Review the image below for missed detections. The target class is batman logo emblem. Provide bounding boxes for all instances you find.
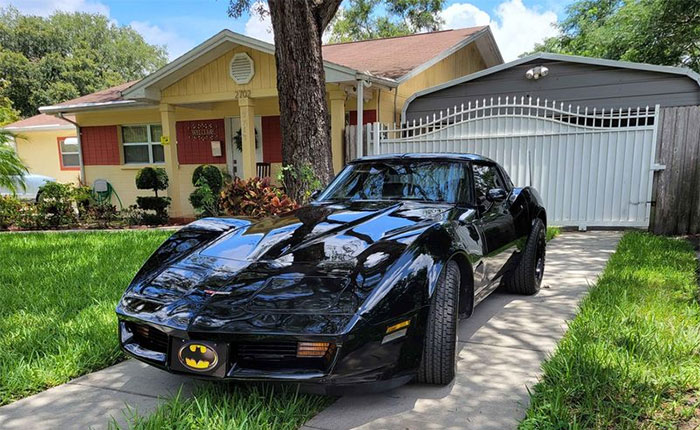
[178,342,219,372]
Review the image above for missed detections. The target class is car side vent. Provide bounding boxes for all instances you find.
[229,53,255,84]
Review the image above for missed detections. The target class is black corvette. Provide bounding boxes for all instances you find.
[117,153,547,393]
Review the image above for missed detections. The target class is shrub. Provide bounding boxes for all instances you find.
[84,202,118,228]
[190,165,224,217]
[119,205,147,226]
[189,182,219,217]
[220,177,298,218]
[72,185,95,218]
[135,167,168,196]
[135,167,170,224]
[36,182,77,227]
[0,195,20,229]
[192,165,224,193]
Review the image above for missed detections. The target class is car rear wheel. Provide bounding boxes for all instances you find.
[506,219,546,295]
[417,260,460,385]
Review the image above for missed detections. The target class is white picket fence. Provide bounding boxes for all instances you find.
[348,97,660,228]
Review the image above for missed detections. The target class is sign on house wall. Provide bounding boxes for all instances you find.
[176,119,226,165]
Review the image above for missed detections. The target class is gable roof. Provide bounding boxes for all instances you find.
[402,52,700,119]
[53,81,138,107]
[322,26,499,80]
[3,113,75,132]
[41,27,501,115]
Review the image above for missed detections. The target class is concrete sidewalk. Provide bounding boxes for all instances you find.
[302,231,622,430]
[0,360,200,429]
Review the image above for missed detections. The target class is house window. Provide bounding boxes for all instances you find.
[58,137,80,169]
[122,124,164,164]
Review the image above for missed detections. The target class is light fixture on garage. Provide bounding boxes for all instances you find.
[525,66,549,80]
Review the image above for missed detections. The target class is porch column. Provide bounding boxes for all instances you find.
[239,97,256,179]
[159,104,183,218]
[329,89,346,173]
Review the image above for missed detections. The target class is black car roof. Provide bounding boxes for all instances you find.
[351,153,495,164]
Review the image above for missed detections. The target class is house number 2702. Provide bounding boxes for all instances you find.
[234,90,251,99]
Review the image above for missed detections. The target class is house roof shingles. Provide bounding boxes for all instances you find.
[322,27,486,79]
[3,113,73,130]
[43,27,487,112]
[53,80,139,107]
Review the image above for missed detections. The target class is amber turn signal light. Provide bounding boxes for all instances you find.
[385,319,410,334]
[297,342,331,358]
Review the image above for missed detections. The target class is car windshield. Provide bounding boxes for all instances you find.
[317,160,469,203]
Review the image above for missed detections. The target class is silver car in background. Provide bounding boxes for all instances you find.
[0,174,56,201]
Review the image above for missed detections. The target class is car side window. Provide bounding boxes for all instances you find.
[473,163,505,209]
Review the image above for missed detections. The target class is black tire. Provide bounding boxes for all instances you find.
[417,260,460,385]
[506,219,546,295]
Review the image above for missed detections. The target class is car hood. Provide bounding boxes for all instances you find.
[120,201,450,335]
[199,200,449,264]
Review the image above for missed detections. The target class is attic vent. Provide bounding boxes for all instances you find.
[229,53,255,84]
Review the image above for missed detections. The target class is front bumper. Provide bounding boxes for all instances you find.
[118,312,425,393]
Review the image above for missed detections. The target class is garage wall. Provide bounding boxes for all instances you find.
[405,60,700,122]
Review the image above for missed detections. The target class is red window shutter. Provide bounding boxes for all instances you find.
[262,116,282,163]
[81,126,120,165]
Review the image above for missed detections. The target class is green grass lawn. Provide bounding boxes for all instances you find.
[546,226,560,242]
[113,384,332,430]
[0,230,172,405]
[521,232,700,429]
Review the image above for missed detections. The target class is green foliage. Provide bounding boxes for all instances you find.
[109,383,333,430]
[0,79,18,125]
[134,167,170,224]
[135,167,168,194]
[327,0,446,43]
[521,232,700,429]
[277,164,322,205]
[119,205,148,226]
[0,194,20,229]
[189,181,220,218]
[546,226,560,241]
[233,127,259,153]
[0,7,168,117]
[531,0,700,73]
[135,196,171,213]
[220,177,298,218]
[113,383,332,430]
[36,182,77,227]
[0,130,27,194]
[190,165,225,217]
[0,231,171,405]
[191,164,224,193]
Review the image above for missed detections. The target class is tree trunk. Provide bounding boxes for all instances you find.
[268,0,342,202]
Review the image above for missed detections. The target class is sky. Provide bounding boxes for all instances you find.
[3,0,574,62]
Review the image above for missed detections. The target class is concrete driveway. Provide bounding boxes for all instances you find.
[302,231,621,430]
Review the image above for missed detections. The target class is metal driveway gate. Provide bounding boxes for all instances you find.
[363,98,661,228]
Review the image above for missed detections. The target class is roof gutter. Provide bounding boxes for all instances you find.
[39,99,150,115]
[55,113,85,184]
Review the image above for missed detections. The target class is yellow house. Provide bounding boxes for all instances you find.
[23,27,502,219]
[4,113,80,184]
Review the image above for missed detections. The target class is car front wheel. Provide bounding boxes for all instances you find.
[417,260,460,385]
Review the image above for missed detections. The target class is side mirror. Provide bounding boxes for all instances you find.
[486,188,507,203]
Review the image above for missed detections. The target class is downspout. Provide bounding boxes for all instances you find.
[57,113,85,184]
[356,79,364,158]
